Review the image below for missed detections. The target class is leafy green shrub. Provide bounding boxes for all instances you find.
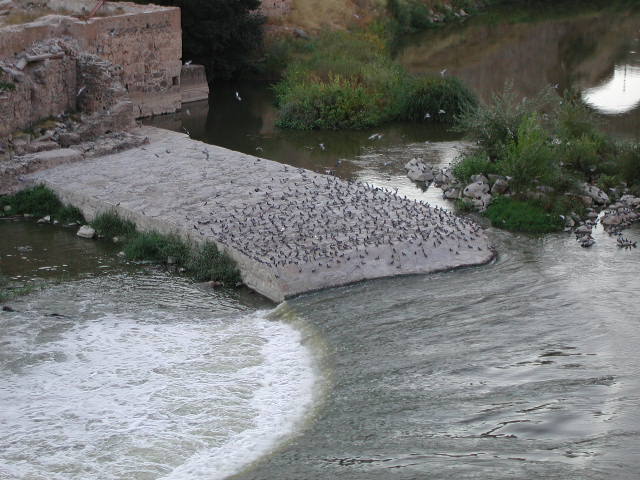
[496,114,557,192]
[619,143,640,187]
[91,211,136,238]
[277,75,382,130]
[452,150,499,183]
[556,96,601,141]
[558,134,600,179]
[485,196,563,233]
[0,185,62,217]
[456,83,555,159]
[387,0,434,35]
[274,30,476,130]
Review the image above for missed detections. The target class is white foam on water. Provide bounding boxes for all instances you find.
[0,309,316,480]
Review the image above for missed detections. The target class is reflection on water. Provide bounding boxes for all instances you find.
[583,64,640,115]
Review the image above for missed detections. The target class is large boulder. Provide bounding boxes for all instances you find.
[76,225,96,239]
[581,183,609,205]
[405,158,434,182]
[463,180,490,199]
[619,195,640,209]
[491,178,509,195]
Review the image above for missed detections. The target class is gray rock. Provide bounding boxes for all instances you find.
[491,178,509,195]
[582,183,609,205]
[443,188,460,200]
[619,194,640,209]
[575,224,592,234]
[470,174,489,184]
[463,181,490,199]
[407,166,434,182]
[76,225,96,239]
[37,215,51,223]
[564,216,575,228]
[601,215,622,226]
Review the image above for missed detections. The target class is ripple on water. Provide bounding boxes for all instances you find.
[0,275,317,480]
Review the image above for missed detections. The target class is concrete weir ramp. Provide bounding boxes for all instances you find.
[26,127,495,302]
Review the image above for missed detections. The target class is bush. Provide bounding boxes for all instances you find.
[455,83,555,159]
[619,143,640,188]
[397,75,478,124]
[91,211,136,238]
[496,114,557,192]
[277,75,383,130]
[274,30,476,130]
[452,150,499,183]
[0,185,62,217]
[485,196,564,233]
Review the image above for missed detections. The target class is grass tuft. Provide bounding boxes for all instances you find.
[485,196,564,233]
[91,211,136,238]
[0,185,62,217]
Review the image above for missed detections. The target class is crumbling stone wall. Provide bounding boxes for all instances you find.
[0,38,134,137]
[0,39,77,137]
[0,1,182,124]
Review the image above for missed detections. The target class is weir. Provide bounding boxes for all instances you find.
[26,126,495,302]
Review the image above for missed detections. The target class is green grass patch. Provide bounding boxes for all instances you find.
[124,230,240,285]
[274,30,477,130]
[56,205,85,224]
[452,150,499,183]
[485,196,564,233]
[0,185,63,217]
[91,211,136,238]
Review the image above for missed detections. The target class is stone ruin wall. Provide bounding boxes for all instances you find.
[0,2,181,136]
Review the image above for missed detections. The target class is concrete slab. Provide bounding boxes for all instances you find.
[26,126,495,302]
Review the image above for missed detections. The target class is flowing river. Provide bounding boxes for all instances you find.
[2,2,640,479]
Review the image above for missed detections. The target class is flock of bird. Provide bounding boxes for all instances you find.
[183,157,491,282]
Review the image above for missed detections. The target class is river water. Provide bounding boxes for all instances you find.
[2,2,640,479]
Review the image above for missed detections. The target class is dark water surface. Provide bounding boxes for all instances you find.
[3,2,640,479]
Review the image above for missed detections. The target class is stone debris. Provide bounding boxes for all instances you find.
[28,127,496,302]
[405,158,434,182]
[76,225,95,239]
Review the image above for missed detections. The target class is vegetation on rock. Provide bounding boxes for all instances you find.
[451,85,640,232]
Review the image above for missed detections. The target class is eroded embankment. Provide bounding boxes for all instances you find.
[25,126,495,301]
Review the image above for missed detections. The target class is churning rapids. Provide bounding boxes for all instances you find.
[3,1,640,479]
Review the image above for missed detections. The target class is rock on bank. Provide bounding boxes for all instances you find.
[26,127,495,302]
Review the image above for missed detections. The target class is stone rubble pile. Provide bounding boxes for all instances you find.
[406,160,640,249]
